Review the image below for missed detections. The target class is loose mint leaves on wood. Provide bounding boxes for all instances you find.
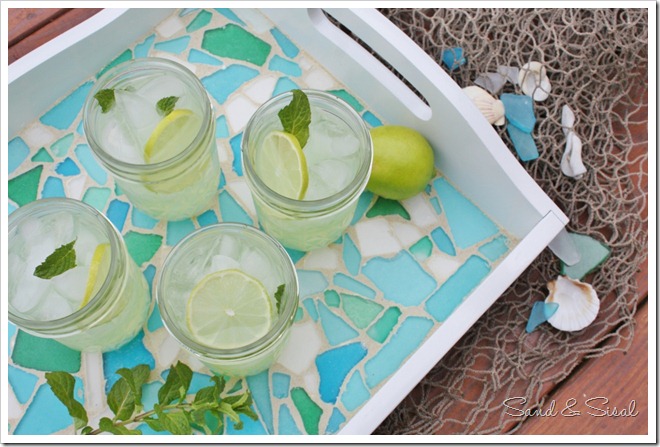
[45,361,256,435]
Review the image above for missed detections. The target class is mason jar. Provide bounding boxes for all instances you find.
[8,198,151,352]
[157,223,299,377]
[83,57,220,221]
[241,89,373,251]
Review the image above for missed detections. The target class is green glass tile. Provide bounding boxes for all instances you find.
[328,89,364,112]
[366,197,410,220]
[31,147,53,162]
[97,49,132,78]
[561,232,611,280]
[8,165,42,207]
[410,236,433,260]
[367,307,402,343]
[291,387,322,435]
[50,133,74,157]
[124,231,163,266]
[81,187,111,211]
[202,24,271,66]
[12,331,81,372]
[294,306,304,322]
[187,9,212,32]
[324,290,340,308]
[341,293,384,329]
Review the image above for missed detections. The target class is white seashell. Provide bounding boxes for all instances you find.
[462,86,506,126]
[518,61,551,101]
[561,104,575,135]
[545,276,599,332]
[560,105,587,178]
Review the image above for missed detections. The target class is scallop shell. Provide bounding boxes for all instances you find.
[545,276,599,332]
[560,105,587,178]
[462,86,506,126]
[518,61,551,101]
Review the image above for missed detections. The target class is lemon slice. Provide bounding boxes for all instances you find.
[186,269,274,349]
[254,130,309,200]
[80,243,111,309]
[144,109,201,164]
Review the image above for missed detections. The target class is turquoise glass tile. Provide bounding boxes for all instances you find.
[294,306,304,322]
[325,407,346,435]
[76,119,84,135]
[324,290,340,307]
[8,137,30,174]
[367,306,402,343]
[143,263,157,301]
[74,144,108,185]
[430,227,456,256]
[351,190,375,225]
[218,190,252,225]
[303,298,319,322]
[246,371,274,434]
[107,199,130,232]
[8,365,39,404]
[188,48,223,66]
[317,302,359,346]
[215,115,229,138]
[8,323,17,356]
[425,255,491,322]
[196,209,219,227]
[285,247,306,265]
[341,293,383,329]
[506,123,539,161]
[202,24,271,65]
[316,342,367,403]
[362,251,436,306]
[166,218,196,246]
[215,8,246,26]
[271,28,299,58]
[55,157,81,176]
[298,270,329,299]
[500,93,536,133]
[526,301,559,333]
[229,133,243,175]
[479,235,509,261]
[278,404,302,435]
[329,89,364,112]
[341,371,370,411]
[225,409,267,434]
[12,331,80,372]
[8,202,17,214]
[441,47,466,71]
[333,273,376,299]
[362,111,382,127]
[51,133,74,157]
[41,176,65,198]
[272,77,300,96]
[366,197,410,220]
[291,387,322,435]
[154,36,191,54]
[201,64,260,104]
[272,372,290,398]
[364,316,434,388]
[147,299,164,332]
[430,196,442,215]
[218,170,226,189]
[8,165,42,206]
[13,379,83,435]
[124,231,163,265]
[97,50,132,78]
[134,34,155,58]
[410,236,433,261]
[102,331,155,392]
[433,177,499,249]
[187,10,212,32]
[31,147,53,162]
[342,234,361,275]
[82,186,111,211]
[268,55,302,77]
[40,81,93,130]
[132,207,159,229]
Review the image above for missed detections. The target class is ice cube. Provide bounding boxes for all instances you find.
[51,266,88,305]
[114,89,162,150]
[36,289,76,321]
[306,159,354,200]
[239,248,279,295]
[49,211,76,244]
[218,234,240,259]
[211,255,240,272]
[11,273,50,315]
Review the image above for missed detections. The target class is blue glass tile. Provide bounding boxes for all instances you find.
[197,209,219,227]
[430,227,456,256]
[425,255,491,322]
[215,8,247,26]
[225,409,267,434]
[134,34,155,58]
[329,90,364,112]
[333,273,375,299]
[188,48,223,66]
[430,196,442,215]
[272,77,300,96]
[218,190,252,225]
[316,342,367,404]
[303,298,319,322]
[268,55,302,77]
[342,234,361,276]
[317,302,359,346]
[51,133,74,157]
[81,187,110,211]
[218,170,226,189]
[74,144,108,185]
[441,47,467,71]
[55,157,81,176]
[141,381,160,411]
[102,331,155,392]
[364,316,434,388]
[187,10,212,32]
[8,137,30,174]
[526,301,559,333]
[246,370,274,434]
[9,202,17,215]
[154,36,191,54]
[8,365,38,404]
[506,123,539,161]
[216,115,229,138]
[272,372,290,399]
[325,407,346,435]
[278,404,302,434]
[362,251,436,307]
[433,178,499,249]
[230,133,243,175]
[271,28,299,58]
[166,218,196,246]
[286,247,306,265]
[341,371,370,411]
[501,93,536,133]
[107,199,130,232]
[8,323,17,355]
[147,302,164,332]
[40,81,93,130]
[351,190,374,225]
[132,207,159,229]
[201,64,259,104]
[41,176,65,198]
[13,379,83,434]
[362,111,382,128]
[298,270,329,299]
[479,235,509,261]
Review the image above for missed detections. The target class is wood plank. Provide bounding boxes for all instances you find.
[8,8,68,45]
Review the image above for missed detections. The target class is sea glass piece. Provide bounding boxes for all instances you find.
[506,123,539,161]
[500,93,536,133]
[441,47,466,71]
[561,232,611,280]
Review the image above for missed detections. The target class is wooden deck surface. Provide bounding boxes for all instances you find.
[7,7,651,437]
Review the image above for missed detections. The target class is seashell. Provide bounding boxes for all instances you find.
[518,61,551,101]
[462,86,506,126]
[560,105,587,178]
[545,276,599,332]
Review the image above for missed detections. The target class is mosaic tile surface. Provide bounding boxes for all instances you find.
[7,8,517,435]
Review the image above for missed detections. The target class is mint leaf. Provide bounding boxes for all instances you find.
[94,89,116,113]
[107,378,136,421]
[158,361,192,405]
[274,284,285,314]
[278,89,311,148]
[156,96,179,116]
[45,371,88,430]
[98,417,141,435]
[116,364,150,411]
[154,404,192,435]
[34,239,77,280]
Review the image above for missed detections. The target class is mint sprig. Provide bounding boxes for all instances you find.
[274,284,285,314]
[33,239,77,280]
[46,361,256,435]
[94,89,116,113]
[278,89,311,148]
[156,96,179,116]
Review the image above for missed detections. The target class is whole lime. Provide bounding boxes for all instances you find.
[367,125,435,200]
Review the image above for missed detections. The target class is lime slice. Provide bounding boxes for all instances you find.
[80,243,111,309]
[144,109,201,164]
[186,269,274,349]
[254,130,309,200]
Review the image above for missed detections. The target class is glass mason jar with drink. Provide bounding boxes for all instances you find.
[8,198,151,352]
[157,223,299,377]
[242,89,373,252]
[83,57,220,221]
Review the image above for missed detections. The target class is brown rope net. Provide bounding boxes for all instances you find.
[372,8,649,435]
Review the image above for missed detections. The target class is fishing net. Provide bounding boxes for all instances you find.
[372,8,649,435]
